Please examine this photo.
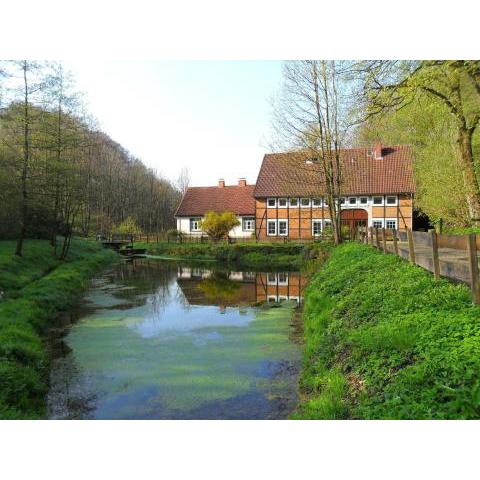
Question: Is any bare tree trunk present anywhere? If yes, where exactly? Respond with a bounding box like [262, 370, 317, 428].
[15, 62, 30, 257]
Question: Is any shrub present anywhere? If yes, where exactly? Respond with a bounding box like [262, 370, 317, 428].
[200, 211, 239, 241]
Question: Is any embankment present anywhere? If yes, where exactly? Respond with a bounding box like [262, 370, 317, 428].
[0, 238, 118, 419]
[136, 241, 328, 269]
[294, 242, 480, 419]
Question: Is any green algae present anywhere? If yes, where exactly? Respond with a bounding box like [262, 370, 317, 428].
[48, 261, 301, 419]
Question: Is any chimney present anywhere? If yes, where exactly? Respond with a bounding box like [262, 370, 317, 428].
[374, 141, 383, 160]
[218, 179, 225, 188]
[238, 178, 247, 187]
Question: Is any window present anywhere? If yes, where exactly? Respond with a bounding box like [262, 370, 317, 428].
[278, 220, 288, 236]
[386, 219, 397, 230]
[267, 272, 277, 285]
[348, 197, 357, 205]
[338, 197, 346, 205]
[300, 198, 310, 207]
[360, 197, 368, 205]
[373, 196, 383, 205]
[278, 198, 287, 208]
[312, 220, 322, 236]
[267, 220, 276, 236]
[277, 272, 288, 285]
[312, 198, 322, 207]
[289, 198, 299, 207]
[386, 195, 398, 206]
[268, 295, 277, 303]
[372, 219, 384, 228]
[190, 217, 201, 231]
[267, 198, 276, 208]
[242, 217, 255, 231]
[323, 219, 332, 232]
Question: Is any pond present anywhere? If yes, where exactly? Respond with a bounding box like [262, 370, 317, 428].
[47, 259, 306, 419]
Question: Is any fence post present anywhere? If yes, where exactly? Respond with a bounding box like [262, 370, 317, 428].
[369, 227, 373, 245]
[393, 229, 399, 256]
[430, 230, 440, 280]
[375, 228, 380, 249]
[407, 228, 415, 264]
[467, 233, 480, 304]
[381, 228, 387, 253]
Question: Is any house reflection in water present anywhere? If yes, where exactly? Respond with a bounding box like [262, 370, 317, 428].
[176, 267, 306, 309]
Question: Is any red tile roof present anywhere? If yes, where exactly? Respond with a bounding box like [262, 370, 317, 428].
[253, 145, 416, 197]
[175, 184, 255, 217]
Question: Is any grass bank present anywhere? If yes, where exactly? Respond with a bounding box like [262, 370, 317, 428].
[135, 241, 327, 269]
[293, 242, 480, 419]
[0, 238, 118, 419]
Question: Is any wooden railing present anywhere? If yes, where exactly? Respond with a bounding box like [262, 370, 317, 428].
[363, 227, 480, 304]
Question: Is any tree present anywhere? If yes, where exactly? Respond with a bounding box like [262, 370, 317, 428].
[200, 211, 239, 241]
[114, 216, 143, 235]
[176, 166, 190, 196]
[272, 61, 356, 244]
[361, 60, 480, 224]
[1, 61, 47, 256]
[356, 90, 471, 227]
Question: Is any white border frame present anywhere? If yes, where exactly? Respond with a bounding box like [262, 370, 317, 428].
[267, 219, 277, 235]
[278, 219, 289, 236]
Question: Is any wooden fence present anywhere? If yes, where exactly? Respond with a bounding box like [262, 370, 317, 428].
[363, 227, 480, 304]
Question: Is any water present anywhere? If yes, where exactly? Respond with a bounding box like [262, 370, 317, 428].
[47, 259, 306, 419]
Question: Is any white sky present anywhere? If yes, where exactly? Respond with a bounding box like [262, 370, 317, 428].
[64, 61, 283, 187]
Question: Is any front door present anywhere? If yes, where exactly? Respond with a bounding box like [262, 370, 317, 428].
[340, 209, 368, 238]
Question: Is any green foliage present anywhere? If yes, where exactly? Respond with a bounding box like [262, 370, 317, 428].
[200, 211, 240, 241]
[294, 242, 480, 419]
[135, 241, 329, 269]
[0, 238, 117, 418]
[114, 216, 143, 235]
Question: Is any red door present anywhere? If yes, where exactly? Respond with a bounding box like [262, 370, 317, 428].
[340, 209, 368, 237]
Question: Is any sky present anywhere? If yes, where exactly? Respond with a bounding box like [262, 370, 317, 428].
[65, 61, 283, 188]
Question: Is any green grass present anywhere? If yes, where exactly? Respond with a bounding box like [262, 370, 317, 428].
[0, 238, 118, 419]
[135, 241, 327, 269]
[293, 242, 480, 420]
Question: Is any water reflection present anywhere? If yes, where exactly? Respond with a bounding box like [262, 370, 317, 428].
[47, 259, 303, 419]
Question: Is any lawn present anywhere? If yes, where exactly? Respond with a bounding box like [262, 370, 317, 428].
[134, 240, 328, 269]
[293, 242, 480, 419]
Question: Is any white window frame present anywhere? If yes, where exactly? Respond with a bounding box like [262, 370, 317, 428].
[385, 195, 398, 206]
[312, 219, 323, 236]
[267, 220, 277, 236]
[289, 197, 299, 208]
[385, 218, 397, 230]
[300, 197, 311, 208]
[267, 272, 277, 285]
[372, 196, 384, 206]
[372, 218, 384, 228]
[267, 198, 276, 208]
[267, 295, 277, 303]
[278, 197, 288, 208]
[242, 217, 255, 232]
[278, 219, 289, 236]
[348, 196, 357, 206]
[312, 198, 322, 207]
[359, 196, 369, 205]
[337, 197, 346, 206]
[277, 272, 289, 285]
[190, 217, 201, 232]
[323, 219, 332, 229]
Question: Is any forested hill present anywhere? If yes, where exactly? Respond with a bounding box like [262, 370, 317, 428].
[0, 61, 181, 257]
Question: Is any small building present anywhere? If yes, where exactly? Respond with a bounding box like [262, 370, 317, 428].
[175, 142, 416, 240]
[175, 178, 256, 239]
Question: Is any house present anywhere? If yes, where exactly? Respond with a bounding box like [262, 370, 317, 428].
[254, 143, 415, 240]
[175, 178, 256, 238]
[175, 142, 415, 240]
